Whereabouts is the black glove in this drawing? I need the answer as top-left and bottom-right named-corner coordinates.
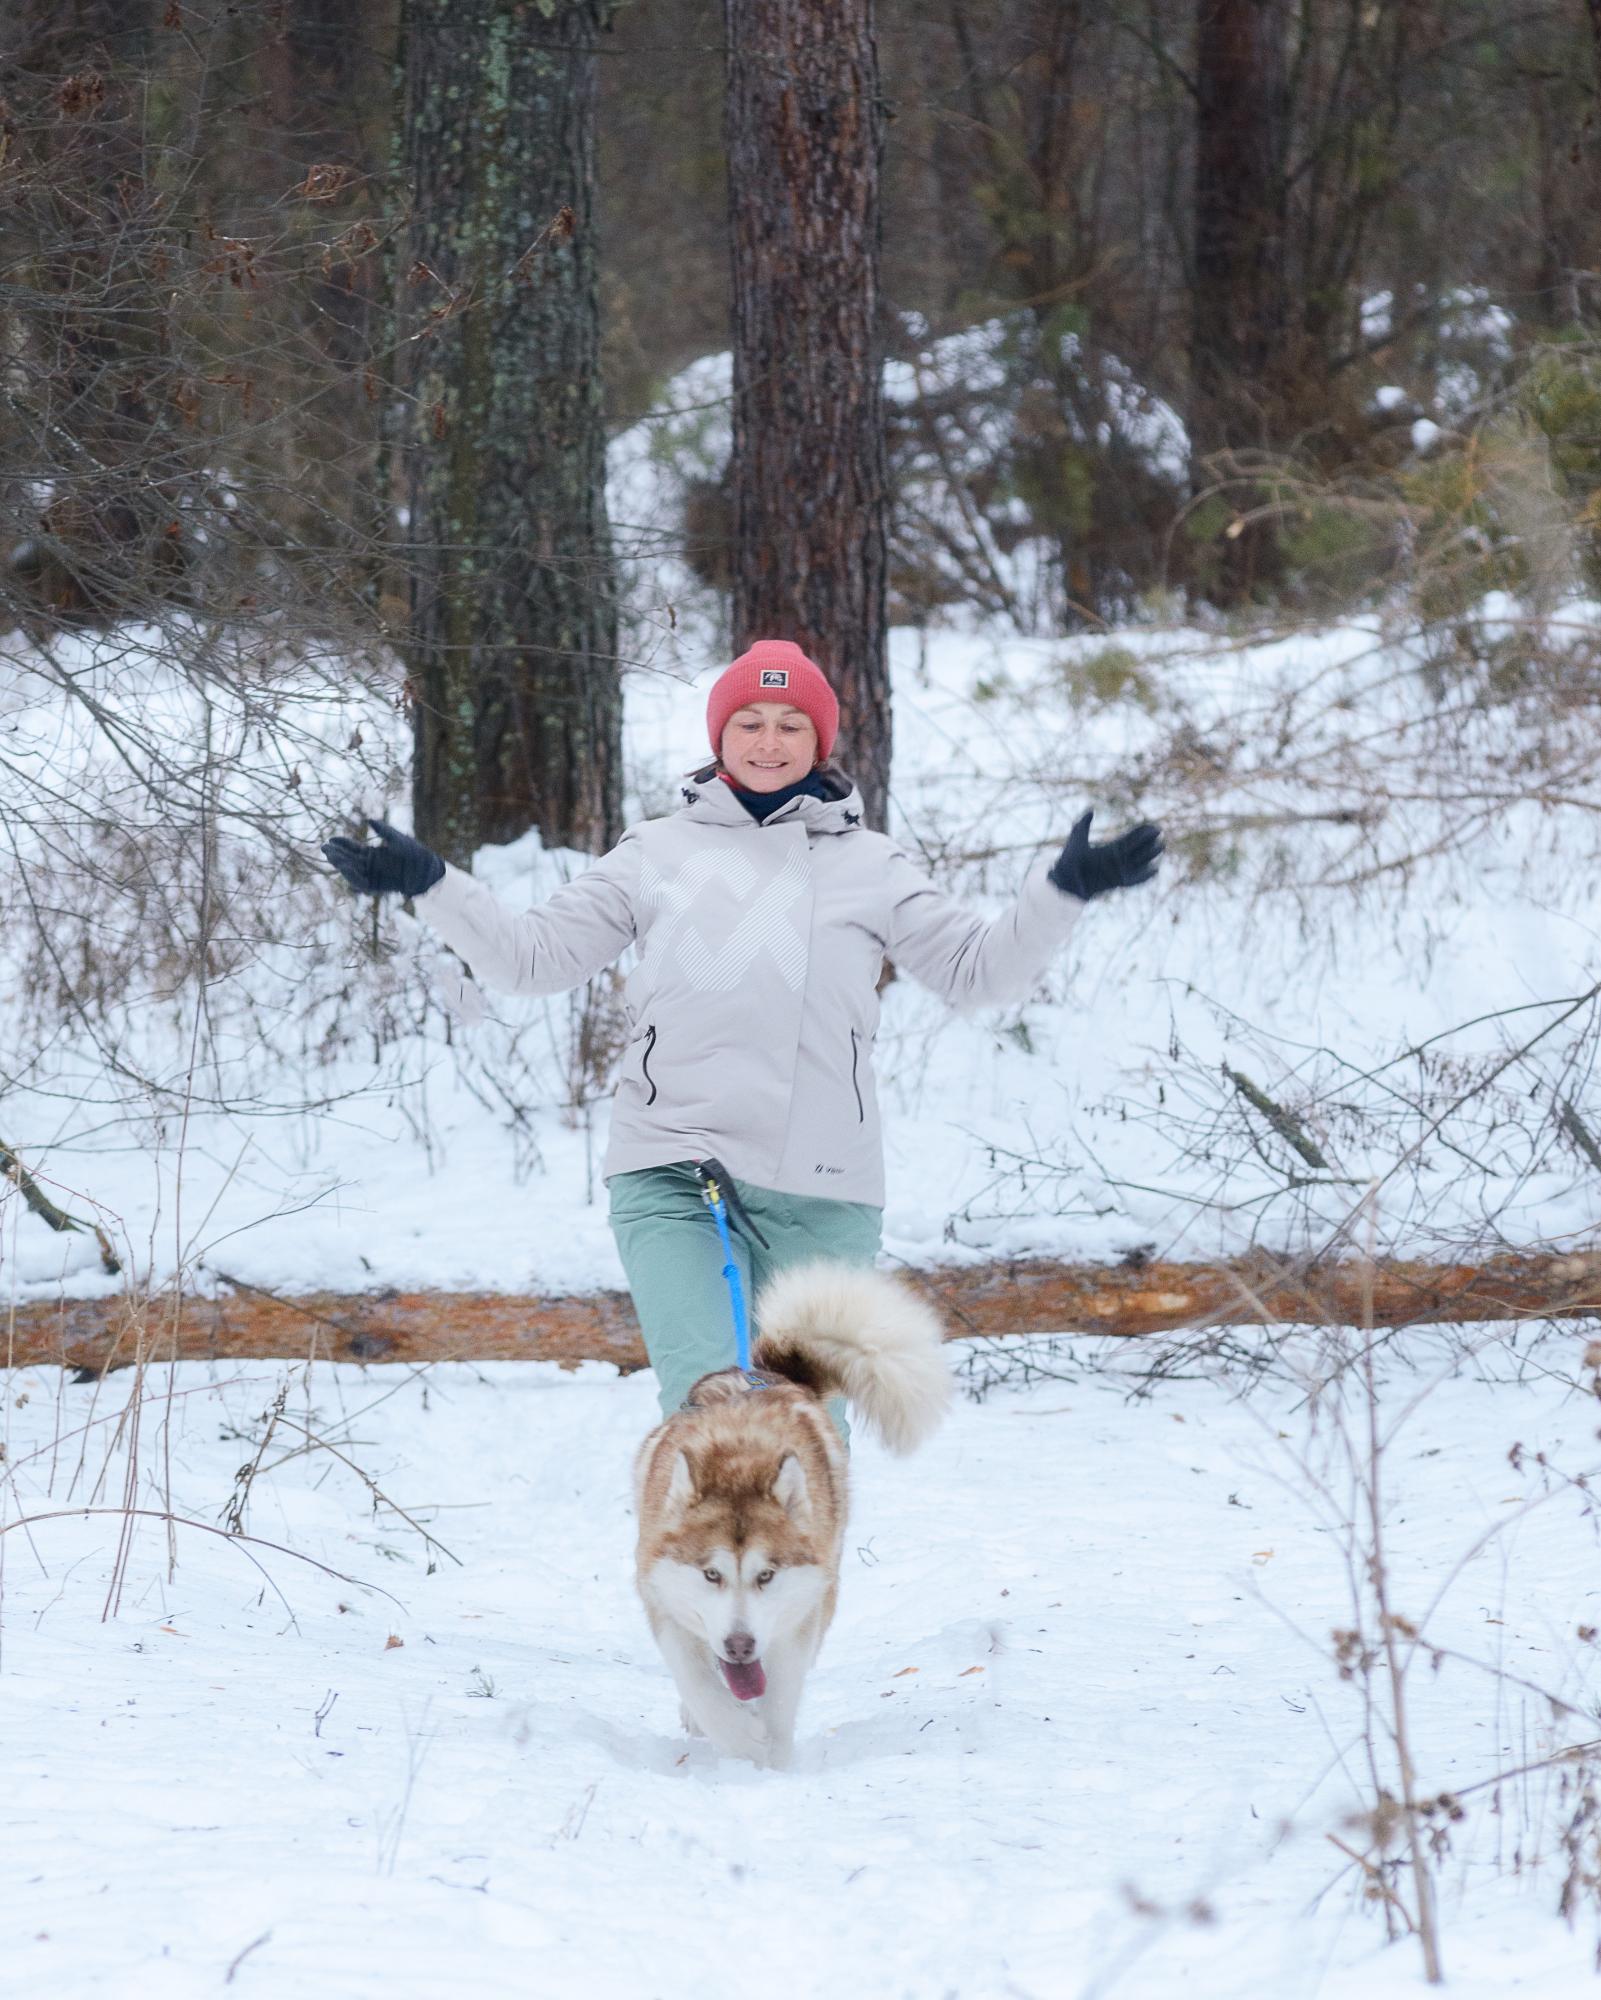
top-left (1048, 810), bottom-right (1163, 902)
top-left (321, 818), bottom-right (446, 899)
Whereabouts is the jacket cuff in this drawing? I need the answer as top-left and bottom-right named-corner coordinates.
top-left (412, 859), bottom-right (464, 904)
top-left (1024, 854), bottom-right (1086, 928)
top-left (409, 861), bottom-right (484, 965)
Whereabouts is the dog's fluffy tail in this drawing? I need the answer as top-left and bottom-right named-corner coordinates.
top-left (752, 1262), bottom-right (950, 1455)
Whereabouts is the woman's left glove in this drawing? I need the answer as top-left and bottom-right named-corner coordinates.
top-left (1048, 810), bottom-right (1163, 901)
top-left (322, 818), bottom-right (446, 898)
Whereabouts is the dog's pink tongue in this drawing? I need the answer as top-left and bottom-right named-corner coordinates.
top-left (720, 1658), bottom-right (767, 1701)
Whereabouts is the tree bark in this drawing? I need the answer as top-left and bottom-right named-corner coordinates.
top-left (724, 0), bottom-right (890, 828)
top-left (1190, 0), bottom-right (1291, 600)
top-left (261, 0), bottom-right (388, 176)
top-left (12, 1252), bottom-right (1600, 1375)
top-left (2, 0), bottom-right (180, 624)
top-left (399, 0), bottom-right (620, 867)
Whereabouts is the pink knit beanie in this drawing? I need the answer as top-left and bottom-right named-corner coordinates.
top-left (706, 639), bottom-right (839, 761)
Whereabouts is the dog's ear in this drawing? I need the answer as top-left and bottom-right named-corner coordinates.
top-left (663, 1451), bottom-right (696, 1516)
top-left (772, 1453), bottom-right (812, 1525)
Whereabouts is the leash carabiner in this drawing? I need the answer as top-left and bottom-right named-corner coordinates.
top-left (695, 1159), bottom-right (769, 1251)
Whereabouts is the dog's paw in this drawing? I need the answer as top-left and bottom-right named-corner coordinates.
top-left (679, 1704), bottom-right (706, 1739)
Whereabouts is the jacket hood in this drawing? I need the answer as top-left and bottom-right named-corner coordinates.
top-left (676, 761), bottom-right (866, 837)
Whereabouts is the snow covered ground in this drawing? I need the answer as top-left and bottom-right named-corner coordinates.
top-left (5, 596), bottom-right (1600, 1994)
top-left (5, 1330), bottom-right (1598, 1998)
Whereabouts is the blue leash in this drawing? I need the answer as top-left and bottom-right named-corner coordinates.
top-left (693, 1159), bottom-right (766, 1377)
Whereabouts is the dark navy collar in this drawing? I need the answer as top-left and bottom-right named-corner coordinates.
top-left (721, 769), bottom-right (836, 822)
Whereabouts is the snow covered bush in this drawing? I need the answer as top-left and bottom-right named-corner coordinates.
top-left (882, 311), bottom-right (1187, 631)
top-left (608, 313), bottom-right (1189, 649)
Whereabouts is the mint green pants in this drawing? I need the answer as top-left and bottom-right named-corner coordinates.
top-left (607, 1162), bottom-right (883, 1424)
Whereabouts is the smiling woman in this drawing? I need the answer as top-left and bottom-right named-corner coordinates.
top-left (321, 635), bottom-right (1163, 1422)
top-left (719, 703), bottom-right (818, 790)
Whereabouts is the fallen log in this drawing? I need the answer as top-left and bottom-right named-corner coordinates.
top-left (4, 1250), bottom-right (1600, 1375)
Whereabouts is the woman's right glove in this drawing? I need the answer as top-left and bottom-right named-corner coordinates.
top-left (1048, 810), bottom-right (1163, 901)
top-left (322, 818), bottom-right (446, 898)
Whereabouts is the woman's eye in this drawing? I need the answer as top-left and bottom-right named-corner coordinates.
top-left (755, 1568), bottom-right (775, 1588)
top-left (703, 1568), bottom-right (722, 1585)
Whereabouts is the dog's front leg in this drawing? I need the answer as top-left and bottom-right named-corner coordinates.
top-left (754, 1620), bottom-right (823, 1769)
top-left (655, 1624), bottom-right (770, 1764)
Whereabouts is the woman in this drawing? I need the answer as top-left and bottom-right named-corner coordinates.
top-left (323, 638), bottom-right (1162, 1417)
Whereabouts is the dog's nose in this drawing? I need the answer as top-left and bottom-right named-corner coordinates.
top-left (724, 1630), bottom-right (758, 1663)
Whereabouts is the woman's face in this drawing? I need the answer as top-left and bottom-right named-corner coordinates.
top-left (719, 702), bottom-right (819, 792)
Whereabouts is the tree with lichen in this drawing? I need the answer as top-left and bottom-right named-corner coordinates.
top-left (396, 0), bottom-right (620, 867)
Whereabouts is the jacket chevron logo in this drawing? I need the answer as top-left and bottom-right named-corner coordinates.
top-left (637, 847), bottom-right (809, 992)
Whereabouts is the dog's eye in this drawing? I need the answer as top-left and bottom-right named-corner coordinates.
top-left (755, 1568), bottom-right (775, 1588)
top-left (702, 1567), bottom-right (722, 1585)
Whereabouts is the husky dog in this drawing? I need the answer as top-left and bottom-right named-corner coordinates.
top-left (633, 1261), bottom-right (950, 1767)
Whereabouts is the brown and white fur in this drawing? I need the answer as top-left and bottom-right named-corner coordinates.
top-left (632, 1261), bottom-right (950, 1768)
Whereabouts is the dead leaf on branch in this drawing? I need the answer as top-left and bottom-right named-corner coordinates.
top-left (403, 263), bottom-right (473, 341)
top-left (289, 163), bottom-right (354, 204)
top-left (200, 227), bottom-right (261, 291)
top-left (322, 222), bottom-right (378, 278)
top-left (58, 74), bottom-right (107, 119)
top-left (510, 205), bottom-right (578, 285)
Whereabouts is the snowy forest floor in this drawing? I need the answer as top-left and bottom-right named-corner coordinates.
top-left (5, 1329), bottom-right (1599, 1999)
top-left (7, 600), bottom-right (1601, 1994)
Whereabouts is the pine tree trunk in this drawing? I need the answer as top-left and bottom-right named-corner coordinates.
top-left (399, 0), bottom-right (620, 867)
top-left (1190, 0), bottom-right (1290, 602)
top-left (724, 0), bottom-right (890, 828)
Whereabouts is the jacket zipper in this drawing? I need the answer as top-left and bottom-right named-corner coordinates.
top-left (850, 1029), bottom-right (864, 1123)
top-left (640, 1024), bottom-right (658, 1106)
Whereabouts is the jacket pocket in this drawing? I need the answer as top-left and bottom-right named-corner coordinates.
top-left (849, 1028), bottom-right (864, 1124)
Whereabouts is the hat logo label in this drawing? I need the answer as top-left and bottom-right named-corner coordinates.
top-left (758, 668), bottom-right (790, 688)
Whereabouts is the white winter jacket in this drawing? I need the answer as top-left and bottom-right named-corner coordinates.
top-left (414, 768), bottom-right (1081, 1205)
